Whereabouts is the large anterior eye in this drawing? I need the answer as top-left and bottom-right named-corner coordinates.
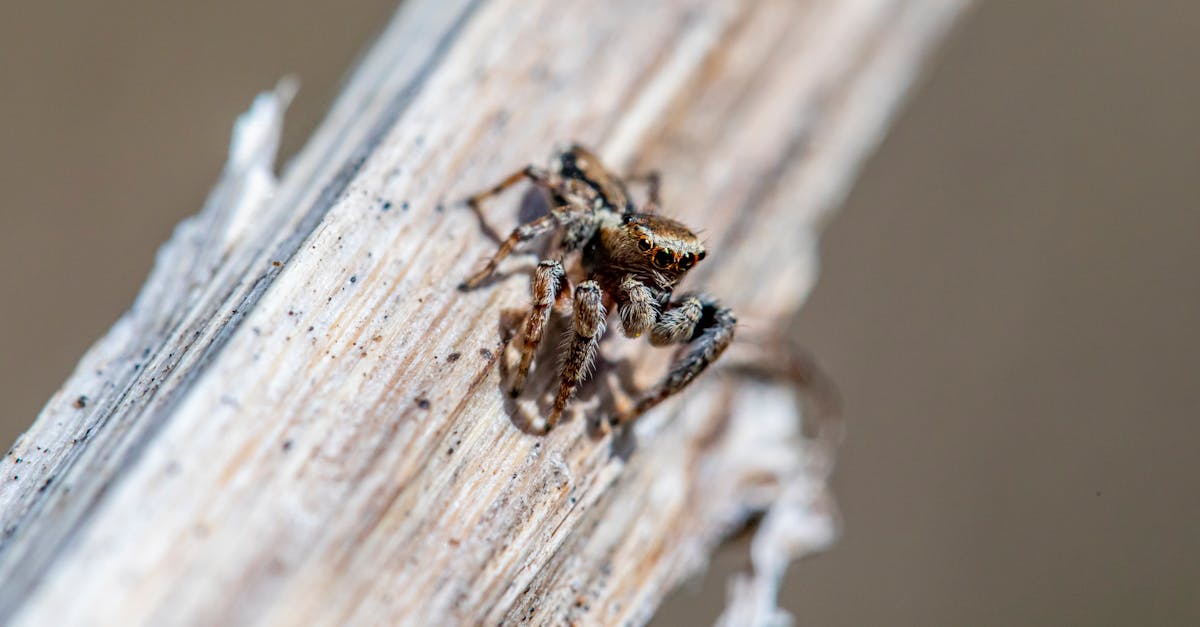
top-left (653, 249), bottom-right (673, 268)
top-left (638, 238), bottom-right (652, 252)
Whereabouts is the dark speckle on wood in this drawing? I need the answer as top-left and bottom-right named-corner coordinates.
top-left (446, 352), bottom-right (461, 363)
top-left (73, 396), bottom-right (88, 409)
top-left (415, 398), bottom-right (431, 410)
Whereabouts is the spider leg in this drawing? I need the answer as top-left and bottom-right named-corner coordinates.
top-left (460, 213), bottom-right (559, 289)
top-left (649, 294), bottom-right (703, 346)
top-left (511, 259), bottom-right (568, 396)
top-left (545, 280), bottom-right (606, 432)
top-left (615, 294), bottom-right (735, 426)
top-left (462, 160), bottom-right (600, 290)
top-left (616, 274), bottom-right (657, 338)
top-left (467, 165), bottom-right (551, 210)
top-left (624, 170), bottom-right (661, 210)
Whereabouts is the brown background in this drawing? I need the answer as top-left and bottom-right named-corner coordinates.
top-left (2, 2), bottom-right (1197, 625)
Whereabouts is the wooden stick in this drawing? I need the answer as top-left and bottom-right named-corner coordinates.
top-left (0, 1), bottom-right (969, 624)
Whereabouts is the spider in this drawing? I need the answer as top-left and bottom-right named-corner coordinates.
top-left (460, 143), bottom-right (735, 432)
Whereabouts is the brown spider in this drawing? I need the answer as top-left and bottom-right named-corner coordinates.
top-left (461, 143), bottom-right (735, 432)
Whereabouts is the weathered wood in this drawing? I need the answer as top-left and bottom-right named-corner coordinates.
top-left (0, 1), bottom-right (969, 624)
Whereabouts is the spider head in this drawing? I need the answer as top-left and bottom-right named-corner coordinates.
top-left (611, 213), bottom-right (707, 278)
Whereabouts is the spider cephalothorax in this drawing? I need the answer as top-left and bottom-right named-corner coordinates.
top-left (461, 143), bottom-right (735, 432)
top-left (598, 214), bottom-right (706, 286)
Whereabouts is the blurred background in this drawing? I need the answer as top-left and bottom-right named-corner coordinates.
top-left (2, 2), bottom-right (1197, 625)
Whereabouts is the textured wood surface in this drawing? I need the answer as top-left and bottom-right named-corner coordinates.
top-left (0, 0), bottom-right (968, 624)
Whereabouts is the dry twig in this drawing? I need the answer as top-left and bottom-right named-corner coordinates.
top-left (0, 1), bottom-right (968, 624)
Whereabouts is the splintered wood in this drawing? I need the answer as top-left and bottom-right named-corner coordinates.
top-left (0, 1), bottom-right (968, 625)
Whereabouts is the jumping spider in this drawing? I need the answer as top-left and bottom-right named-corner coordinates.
top-left (461, 143), bottom-right (735, 432)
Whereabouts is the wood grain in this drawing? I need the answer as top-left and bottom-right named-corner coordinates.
top-left (0, 0), bottom-right (969, 624)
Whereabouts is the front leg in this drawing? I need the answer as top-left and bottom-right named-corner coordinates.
top-left (545, 280), bottom-right (607, 432)
top-left (615, 294), bottom-right (735, 425)
top-left (649, 294), bottom-right (702, 346)
top-left (617, 274), bottom-right (657, 338)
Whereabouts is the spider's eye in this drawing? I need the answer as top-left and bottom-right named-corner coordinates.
top-left (678, 253), bottom-right (695, 270)
top-left (653, 249), bottom-right (674, 268)
top-left (638, 238), bottom-right (652, 252)
top-left (697, 250), bottom-right (707, 261)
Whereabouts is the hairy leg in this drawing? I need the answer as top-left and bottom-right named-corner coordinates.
top-left (545, 280), bottom-right (607, 431)
top-left (617, 274), bottom-right (657, 338)
top-left (511, 259), bottom-right (568, 396)
top-left (615, 294), bottom-right (735, 425)
top-left (649, 294), bottom-right (702, 346)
